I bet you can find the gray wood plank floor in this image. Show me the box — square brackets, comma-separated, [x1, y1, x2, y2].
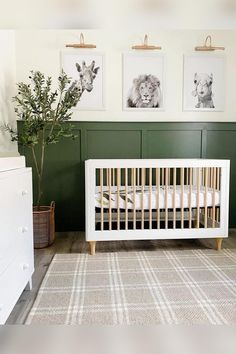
[6, 230, 236, 324]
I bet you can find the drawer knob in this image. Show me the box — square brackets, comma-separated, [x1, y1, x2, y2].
[21, 190, 28, 196]
[18, 226, 28, 234]
[22, 263, 29, 270]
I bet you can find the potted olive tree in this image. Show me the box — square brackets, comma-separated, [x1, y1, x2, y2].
[4, 70, 82, 248]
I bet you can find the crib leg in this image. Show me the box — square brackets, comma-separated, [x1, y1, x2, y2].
[215, 238, 223, 251]
[89, 241, 96, 256]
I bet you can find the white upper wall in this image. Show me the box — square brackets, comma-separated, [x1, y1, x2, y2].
[15, 30, 236, 122]
[1, 0, 236, 29]
[0, 30, 17, 154]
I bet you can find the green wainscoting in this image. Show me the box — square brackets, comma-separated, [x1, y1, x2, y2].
[18, 122, 236, 231]
[146, 130, 202, 158]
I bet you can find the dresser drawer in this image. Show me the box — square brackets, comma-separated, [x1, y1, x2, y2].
[15, 171, 33, 257]
[0, 169, 33, 275]
[0, 254, 34, 324]
[0, 162, 34, 324]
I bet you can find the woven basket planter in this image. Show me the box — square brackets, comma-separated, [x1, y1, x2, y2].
[33, 201, 55, 249]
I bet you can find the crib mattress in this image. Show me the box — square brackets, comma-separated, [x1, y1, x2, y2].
[95, 185, 220, 210]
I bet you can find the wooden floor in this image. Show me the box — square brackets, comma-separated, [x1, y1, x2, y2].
[6, 230, 236, 324]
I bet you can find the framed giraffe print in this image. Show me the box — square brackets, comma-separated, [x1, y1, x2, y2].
[61, 51, 105, 110]
[123, 52, 165, 111]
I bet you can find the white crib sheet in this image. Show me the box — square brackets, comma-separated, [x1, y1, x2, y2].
[95, 185, 220, 210]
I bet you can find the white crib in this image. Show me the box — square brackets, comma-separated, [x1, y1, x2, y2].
[85, 159, 230, 255]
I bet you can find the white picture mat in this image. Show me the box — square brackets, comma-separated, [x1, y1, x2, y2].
[183, 54, 225, 112]
[123, 52, 165, 111]
[60, 51, 105, 110]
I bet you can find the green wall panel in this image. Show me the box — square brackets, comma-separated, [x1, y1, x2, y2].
[19, 127, 83, 231]
[146, 130, 202, 158]
[86, 130, 142, 159]
[18, 121, 236, 230]
[206, 130, 236, 229]
[42, 132, 83, 231]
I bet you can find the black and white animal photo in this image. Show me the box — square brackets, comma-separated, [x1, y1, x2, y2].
[127, 74, 162, 108]
[183, 55, 224, 112]
[192, 73, 215, 109]
[61, 52, 104, 110]
[75, 60, 100, 94]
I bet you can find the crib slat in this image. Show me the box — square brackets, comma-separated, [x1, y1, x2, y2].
[209, 168, 213, 220]
[173, 168, 176, 229]
[125, 168, 128, 230]
[141, 168, 145, 230]
[212, 167, 216, 228]
[196, 167, 200, 228]
[100, 168, 104, 231]
[181, 168, 184, 229]
[216, 167, 220, 223]
[209, 167, 211, 220]
[165, 168, 168, 229]
[156, 168, 160, 229]
[208, 168, 211, 218]
[204, 167, 208, 228]
[189, 167, 192, 229]
[149, 168, 152, 229]
[217, 167, 220, 190]
[108, 168, 112, 231]
[117, 168, 120, 231]
[132, 168, 136, 229]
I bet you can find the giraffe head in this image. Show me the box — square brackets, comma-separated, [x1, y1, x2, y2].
[76, 60, 100, 92]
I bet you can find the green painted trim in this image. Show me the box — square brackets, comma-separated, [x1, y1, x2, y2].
[77, 121, 236, 130]
[80, 127, 87, 161]
[201, 129, 207, 158]
[141, 130, 147, 158]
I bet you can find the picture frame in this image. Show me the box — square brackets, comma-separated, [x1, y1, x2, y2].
[183, 54, 225, 112]
[61, 51, 105, 110]
[123, 52, 165, 111]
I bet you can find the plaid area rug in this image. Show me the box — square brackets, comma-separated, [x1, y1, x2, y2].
[26, 249, 236, 325]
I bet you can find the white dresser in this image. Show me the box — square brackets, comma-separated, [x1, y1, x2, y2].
[0, 156, 34, 324]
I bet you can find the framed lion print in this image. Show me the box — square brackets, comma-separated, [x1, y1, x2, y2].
[123, 52, 165, 111]
[183, 55, 225, 112]
[61, 51, 105, 110]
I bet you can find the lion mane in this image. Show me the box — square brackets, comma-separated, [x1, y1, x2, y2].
[127, 74, 162, 108]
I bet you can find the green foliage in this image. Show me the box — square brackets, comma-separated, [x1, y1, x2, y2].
[3, 70, 82, 206]
[9, 70, 81, 147]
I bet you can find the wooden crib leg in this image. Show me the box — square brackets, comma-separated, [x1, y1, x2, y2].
[215, 238, 223, 251]
[89, 241, 96, 256]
